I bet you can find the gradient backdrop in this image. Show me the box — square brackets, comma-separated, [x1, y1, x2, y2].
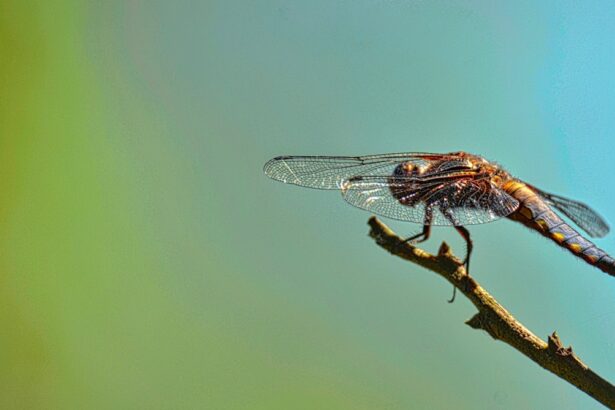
[2, 1, 615, 409]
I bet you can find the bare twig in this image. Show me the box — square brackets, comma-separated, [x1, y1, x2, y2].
[367, 216, 615, 409]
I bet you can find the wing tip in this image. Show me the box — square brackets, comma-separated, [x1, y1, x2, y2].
[263, 156, 286, 177]
[595, 224, 610, 238]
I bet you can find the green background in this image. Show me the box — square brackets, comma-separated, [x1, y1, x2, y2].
[2, 1, 615, 408]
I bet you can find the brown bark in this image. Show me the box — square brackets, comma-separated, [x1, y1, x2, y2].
[367, 216, 615, 409]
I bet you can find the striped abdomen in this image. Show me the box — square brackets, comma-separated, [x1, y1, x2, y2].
[503, 181, 615, 277]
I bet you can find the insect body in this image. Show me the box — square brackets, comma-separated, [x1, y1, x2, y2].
[264, 151, 613, 277]
[503, 180, 614, 273]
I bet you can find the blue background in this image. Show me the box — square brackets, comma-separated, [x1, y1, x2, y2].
[2, 1, 615, 408]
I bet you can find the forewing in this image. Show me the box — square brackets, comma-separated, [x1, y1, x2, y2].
[535, 190, 609, 238]
[263, 153, 461, 190]
[341, 176, 519, 225]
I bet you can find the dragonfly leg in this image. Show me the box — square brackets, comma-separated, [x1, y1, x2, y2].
[448, 287, 457, 303]
[401, 224, 432, 244]
[454, 225, 473, 273]
[447, 226, 473, 304]
[440, 209, 473, 271]
[401, 207, 433, 245]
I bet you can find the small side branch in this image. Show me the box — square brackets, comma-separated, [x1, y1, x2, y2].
[367, 217, 615, 409]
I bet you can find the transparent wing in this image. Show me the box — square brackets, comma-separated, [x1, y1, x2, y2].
[534, 189, 609, 238]
[341, 175, 519, 226]
[263, 153, 467, 190]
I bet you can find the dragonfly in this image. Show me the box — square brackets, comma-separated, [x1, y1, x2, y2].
[264, 151, 615, 286]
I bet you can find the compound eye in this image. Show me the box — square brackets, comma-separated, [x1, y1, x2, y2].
[393, 162, 414, 176]
[403, 163, 415, 173]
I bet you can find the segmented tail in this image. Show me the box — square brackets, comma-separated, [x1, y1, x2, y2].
[504, 181, 615, 277]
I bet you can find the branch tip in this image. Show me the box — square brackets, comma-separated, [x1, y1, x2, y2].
[438, 242, 451, 257]
[466, 313, 483, 330]
[548, 332, 574, 357]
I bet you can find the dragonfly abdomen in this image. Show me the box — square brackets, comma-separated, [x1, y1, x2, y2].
[504, 181, 615, 277]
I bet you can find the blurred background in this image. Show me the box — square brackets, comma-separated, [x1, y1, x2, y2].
[2, 1, 615, 408]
